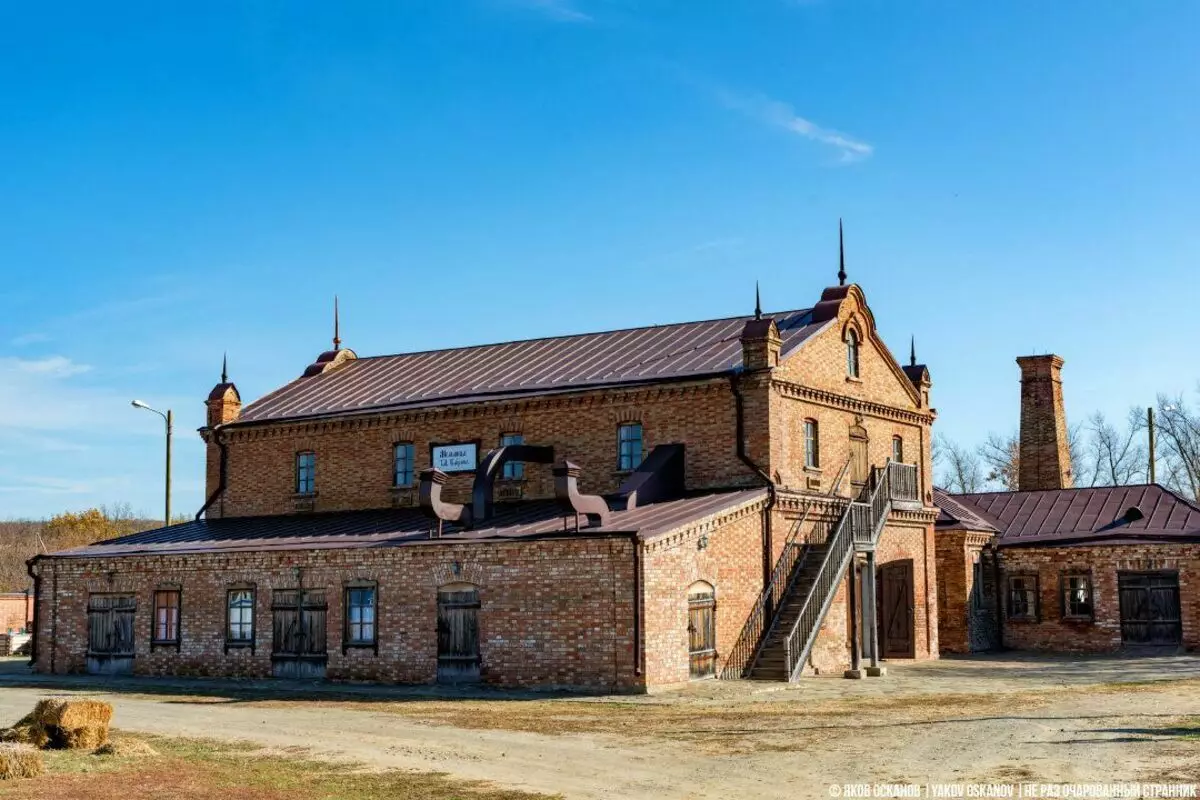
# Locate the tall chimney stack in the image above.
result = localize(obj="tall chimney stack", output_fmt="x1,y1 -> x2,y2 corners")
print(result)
1016,354 -> 1072,491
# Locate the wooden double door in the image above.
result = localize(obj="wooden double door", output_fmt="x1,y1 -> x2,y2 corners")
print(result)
877,560 -> 915,658
1119,572 -> 1182,646
86,594 -> 136,675
271,589 -> 328,679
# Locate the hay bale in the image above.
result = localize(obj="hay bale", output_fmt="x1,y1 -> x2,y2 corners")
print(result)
28,698 -> 112,750
0,743 -> 44,780
58,727 -> 107,750
32,699 -> 112,729
0,725 -> 48,749
94,738 -> 157,758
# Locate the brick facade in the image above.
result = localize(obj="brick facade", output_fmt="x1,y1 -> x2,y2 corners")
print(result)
35,280 -> 942,688
0,593 -> 32,634
997,543 -> 1200,652
934,531 -> 999,654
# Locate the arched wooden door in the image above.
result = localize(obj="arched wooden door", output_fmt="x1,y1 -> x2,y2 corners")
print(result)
687,582 -> 716,679
877,560 -> 915,658
850,425 -> 870,495
437,583 -> 481,683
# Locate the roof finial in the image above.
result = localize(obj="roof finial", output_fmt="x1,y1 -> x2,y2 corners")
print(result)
838,218 -> 847,287
754,281 -> 762,320
221,352 -> 228,384
333,295 -> 341,351
910,336 -> 917,367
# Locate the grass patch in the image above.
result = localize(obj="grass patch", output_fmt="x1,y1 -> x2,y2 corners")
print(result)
0,734 -> 558,800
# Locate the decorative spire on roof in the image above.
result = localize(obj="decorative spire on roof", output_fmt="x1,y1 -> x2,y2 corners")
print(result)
910,336 -> 917,367
221,352 -> 228,384
754,281 -> 762,320
333,295 -> 341,351
838,218 -> 847,287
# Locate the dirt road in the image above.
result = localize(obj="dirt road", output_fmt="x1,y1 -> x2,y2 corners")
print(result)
0,655 -> 1197,799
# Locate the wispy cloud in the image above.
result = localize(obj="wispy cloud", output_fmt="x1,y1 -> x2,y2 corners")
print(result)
510,0 -> 593,23
717,89 -> 873,163
11,333 -> 50,347
6,356 -> 92,378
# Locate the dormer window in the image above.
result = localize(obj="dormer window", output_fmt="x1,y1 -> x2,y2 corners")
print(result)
846,329 -> 860,378
295,451 -> 316,495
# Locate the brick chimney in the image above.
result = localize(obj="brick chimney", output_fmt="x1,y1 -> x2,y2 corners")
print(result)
1016,354 -> 1072,491
740,317 -> 781,372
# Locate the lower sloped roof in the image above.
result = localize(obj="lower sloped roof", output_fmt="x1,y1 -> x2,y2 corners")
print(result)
46,489 -> 767,559
942,484 -> 1200,547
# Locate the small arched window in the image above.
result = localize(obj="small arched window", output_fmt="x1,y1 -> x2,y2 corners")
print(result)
846,329 -> 860,378
892,435 -> 904,464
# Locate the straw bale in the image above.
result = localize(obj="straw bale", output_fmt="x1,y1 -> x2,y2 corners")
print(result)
0,743 -> 43,780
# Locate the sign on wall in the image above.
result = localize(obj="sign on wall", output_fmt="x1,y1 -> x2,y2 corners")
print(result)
431,442 -> 479,473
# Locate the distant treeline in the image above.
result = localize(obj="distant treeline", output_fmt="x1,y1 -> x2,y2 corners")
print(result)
0,505 -> 164,592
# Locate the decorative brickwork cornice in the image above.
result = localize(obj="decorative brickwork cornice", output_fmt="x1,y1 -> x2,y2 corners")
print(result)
640,495 -> 768,553
772,378 -> 936,426
220,380 -> 730,442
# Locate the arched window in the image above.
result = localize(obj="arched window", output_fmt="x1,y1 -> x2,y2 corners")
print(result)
846,329 -> 860,378
892,435 -> 904,464
687,581 -> 716,679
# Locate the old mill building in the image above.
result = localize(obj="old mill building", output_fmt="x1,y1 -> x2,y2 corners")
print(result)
29,239 -> 949,690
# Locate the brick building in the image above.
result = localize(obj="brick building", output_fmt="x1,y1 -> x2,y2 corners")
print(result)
936,355 -> 1200,654
30,263 -> 939,690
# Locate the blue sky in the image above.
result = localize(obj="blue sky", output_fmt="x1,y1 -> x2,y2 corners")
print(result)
1,1 -> 1197,519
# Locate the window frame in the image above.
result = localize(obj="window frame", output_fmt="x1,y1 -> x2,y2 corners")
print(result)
393,442 -> 415,488
225,587 -> 256,652
343,583 -> 379,653
892,435 -> 904,464
804,419 -> 820,469
295,451 -> 316,496
617,422 -> 644,472
151,589 -> 181,648
1060,571 -> 1095,621
845,328 -> 861,378
500,433 -> 525,480
1006,574 -> 1040,622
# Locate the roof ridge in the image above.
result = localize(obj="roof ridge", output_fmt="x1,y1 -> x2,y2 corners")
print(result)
349,308 -> 813,363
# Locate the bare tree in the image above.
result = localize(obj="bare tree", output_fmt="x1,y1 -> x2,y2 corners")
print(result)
979,432 -> 1019,491
934,433 -> 986,493
1084,409 -> 1147,487
1156,393 -> 1200,501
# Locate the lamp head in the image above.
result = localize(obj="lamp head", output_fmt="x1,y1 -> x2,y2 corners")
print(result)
131,400 -> 150,410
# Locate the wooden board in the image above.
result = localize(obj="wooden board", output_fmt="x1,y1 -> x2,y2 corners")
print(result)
86,594 -> 135,675
878,560 -> 915,658
438,586 -> 481,683
1119,572 -> 1182,646
688,591 -> 716,679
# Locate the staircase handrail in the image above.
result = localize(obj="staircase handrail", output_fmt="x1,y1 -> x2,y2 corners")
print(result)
719,505 -> 814,679
782,469 -> 894,681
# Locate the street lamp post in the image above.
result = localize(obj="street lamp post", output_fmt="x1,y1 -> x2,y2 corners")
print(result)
132,400 -> 173,526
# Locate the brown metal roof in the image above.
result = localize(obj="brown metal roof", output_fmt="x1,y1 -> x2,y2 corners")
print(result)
236,309 -> 823,424
46,489 -> 767,559
946,484 -> 1200,547
933,489 -> 1000,534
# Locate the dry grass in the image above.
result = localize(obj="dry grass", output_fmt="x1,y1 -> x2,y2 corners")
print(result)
93,738 -> 158,758
0,735 -> 558,800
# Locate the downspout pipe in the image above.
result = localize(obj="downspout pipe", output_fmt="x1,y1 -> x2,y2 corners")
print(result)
195,425 -> 229,521
25,558 -> 39,668
630,531 -> 642,678
729,373 -> 777,588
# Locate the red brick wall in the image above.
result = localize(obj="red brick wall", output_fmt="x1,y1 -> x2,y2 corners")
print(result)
209,381 -> 755,518
998,543 -> 1200,652
640,499 -> 767,686
0,594 -> 32,633
934,531 -> 999,654
33,536 -> 641,691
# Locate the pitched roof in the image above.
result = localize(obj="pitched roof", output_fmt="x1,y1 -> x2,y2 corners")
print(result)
46,489 -> 768,559
236,309 -> 824,424
943,484 -> 1200,547
933,489 -> 1000,534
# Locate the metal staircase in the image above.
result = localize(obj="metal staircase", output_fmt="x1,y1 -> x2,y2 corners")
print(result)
724,462 -> 917,682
